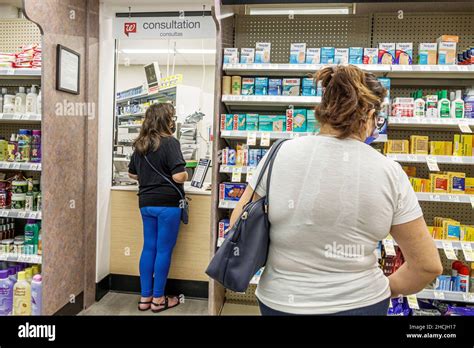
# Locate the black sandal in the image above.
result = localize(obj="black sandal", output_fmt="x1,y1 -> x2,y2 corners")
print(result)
138,300 -> 152,311
151,296 -> 180,313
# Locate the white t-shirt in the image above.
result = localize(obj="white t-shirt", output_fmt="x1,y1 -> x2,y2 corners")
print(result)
249,135 -> 423,314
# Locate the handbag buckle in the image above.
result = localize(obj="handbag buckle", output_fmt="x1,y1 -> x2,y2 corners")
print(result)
264,204 -> 268,214
241,211 -> 248,220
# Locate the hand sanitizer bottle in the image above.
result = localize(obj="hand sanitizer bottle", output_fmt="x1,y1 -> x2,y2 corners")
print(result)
451,90 -> 464,118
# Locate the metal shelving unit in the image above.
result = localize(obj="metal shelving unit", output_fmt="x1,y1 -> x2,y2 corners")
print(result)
387,154 -> 474,165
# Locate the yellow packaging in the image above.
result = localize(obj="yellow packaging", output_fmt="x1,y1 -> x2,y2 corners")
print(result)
446,171 -> 465,194
422,179 -> 431,192
386,140 -> 409,154
432,226 -> 443,240
410,135 -> 429,154
462,226 -> 474,242
461,135 -> 473,157
429,141 -> 452,155
466,178 -> 474,194
453,134 -> 462,156
442,219 -> 460,240
430,174 -> 449,193
402,166 -> 417,177
444,142 -> 453,156
0,140 -> 7,161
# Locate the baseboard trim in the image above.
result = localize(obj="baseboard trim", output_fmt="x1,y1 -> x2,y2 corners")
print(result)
54,292 -> 84,316
109,274 -> 209,299
95,275 -> 111,301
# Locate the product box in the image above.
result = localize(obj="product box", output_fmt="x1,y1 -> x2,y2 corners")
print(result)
385,140 -> 409,154
437,35 -> 459,43
259,115 -> 286,132
236,144 -> 248,166
321,47 -> 335,64
438,42 -> 457,65
0,139 -> 8,161
378,43 -> 395,64
255,42 -> 271,63
306,48 -> 321,64
219,182 -> 247,201
282,78 -> 301,96
453,134 -> 462,156
363,48 -> 378,64
306,109 -> 317,132
410,135 -> 429,155
334,48 -> 349,64
248,149 -> 261,167
255,77 -> 269,95
430,174 -> 449,193
462,225 -> 474,242
418,43 -> 437,65
286,109 -> 307,132
240,48 -> 255,64
402,166 -> 417,177
466,177 -> 474,194
430,141 -> 453,156
290,43 -> 306,64
223,48 -> 239,64
218,219 -> 230,239
241,78 -> 255,95
221,114 -> 234,130
268,78 -> 282,95
395,43 -> 413,65
246,114 -> 259,131
378,78 -> 391,98
302,77 -> 316,96
236,114 -> 246,131
349,47 -> 363,64
447,171 -> 465,193
461,134 -> 473,156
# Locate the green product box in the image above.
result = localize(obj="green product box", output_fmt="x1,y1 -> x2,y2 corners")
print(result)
237,114 -> 246,130
246,114 -> 259,131
225,114 -> 234,130
258,115 -> 286,132
292,109 -> 307,132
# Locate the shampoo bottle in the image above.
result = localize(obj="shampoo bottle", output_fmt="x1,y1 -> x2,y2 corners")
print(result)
31,274 -> 42,315
438,90 -> 451,118
14,87 -> 26,114
13,271 -> 31,315
465,89 -> 474,119
0,269 -> 13,316
451,90 -> 465,118
25,85 -> 38,115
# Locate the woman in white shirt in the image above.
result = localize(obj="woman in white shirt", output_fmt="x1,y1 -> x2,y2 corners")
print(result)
229,65 -> 443,315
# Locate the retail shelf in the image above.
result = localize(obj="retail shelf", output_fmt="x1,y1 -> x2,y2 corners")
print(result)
0,253 -> 42,264
220,130 -> 316,140
116,86 -> 177,104
388,65 -> 474,79
221,95 -> 321,107
0,162 -> 41,171
415,192 -> 474,204
389,117 -> 474,129
433,239 -> 474,250
118,124 -> 142,129
0,68 -> 41,79
218,200 -> 238,209
220,165 -> 254,174
387,154 -> 474,165
0,113 -> 41,123
113,157 -> 130,162
117,113 -> 145,119
417,289 -> 474,303
0,209 -> 41,220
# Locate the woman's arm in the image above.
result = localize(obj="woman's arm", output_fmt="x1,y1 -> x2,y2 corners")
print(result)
388,217 -> 443,297
128,173 -> 138,181
172,171 -> 188,184
229,186 -> 261,228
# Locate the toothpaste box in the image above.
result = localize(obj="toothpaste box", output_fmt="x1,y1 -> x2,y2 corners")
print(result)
363,48 -> 378,64
378,43 -> 395,64
255,77 -> 269,95
438,41 -> 457,65
418,43 -> 437,65
268,78 -> 282,95
321,47 -> 335,64
223,48 -> 239,64
395,43 -> 413,65
255,42 -> 271,63
306,48 -> 321,64
259,115 -> 286,132
219,182 -> 247,201
241,78 -> 255,95
240,48 -> 255,64
302,77 -> 316,96
286,109 -> 307,132
349,47 -> 363,64
290,43 -> 307,64
334,48 -> 349,64
246,113 -> 259,131
282,78 -> 301,96
218,219 -> 230,238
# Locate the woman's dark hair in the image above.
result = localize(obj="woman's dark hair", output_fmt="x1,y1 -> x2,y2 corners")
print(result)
133,103 -> 175,155
314,65 -> 387,139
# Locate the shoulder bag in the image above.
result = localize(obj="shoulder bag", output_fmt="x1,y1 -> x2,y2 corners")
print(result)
205,138 -> 288,292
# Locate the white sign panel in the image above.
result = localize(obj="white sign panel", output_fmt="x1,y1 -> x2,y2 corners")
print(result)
114,16 -> 215,40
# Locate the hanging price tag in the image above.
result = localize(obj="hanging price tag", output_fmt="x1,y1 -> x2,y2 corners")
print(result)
382,239 -> 396,256
407,294 -> 420,309
442,241 -> 457,260
470,196 -> 474,209
433,291 -> 445,300
458,122 -> 472,133
426,156 -> 440,172
260,132 -> 271,147
461,242 -> 474,262
17,211 -> 26,218
247,132 -> 257,146
246,167 -> 255,183
231,167 -> 242,182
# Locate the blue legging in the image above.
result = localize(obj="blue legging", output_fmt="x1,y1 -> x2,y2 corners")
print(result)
139,206 -> 181,298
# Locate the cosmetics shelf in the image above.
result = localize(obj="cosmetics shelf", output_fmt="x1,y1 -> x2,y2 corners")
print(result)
0,161 -> 41,171
415,192 -> 474,204
0,68 -> 41,79
389,117 -> 474,130
386,154 -> 474,165
221,95 -> 321,108
0,253 -> 42,264
0,209 -> 41,220
218,200 -> 238,209
116,85 -> 177,104
417,289 -> 474,303
0,113 -> 41,123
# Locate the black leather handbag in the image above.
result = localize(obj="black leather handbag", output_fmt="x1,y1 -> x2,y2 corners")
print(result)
144,155 -> 189,224
205,139 -> 288,292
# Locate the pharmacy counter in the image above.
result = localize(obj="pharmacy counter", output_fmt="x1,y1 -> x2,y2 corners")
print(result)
109,184 -> 212,297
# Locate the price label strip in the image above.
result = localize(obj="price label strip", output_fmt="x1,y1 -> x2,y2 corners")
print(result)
426,156 -> 440,172
433,291 -> 445,300
442,241 -> 457,260
382,238 -> 396,256
461,242 -> 474,262
458,122 -> 472,134
247,132 -> 257,146
407,294 -> 420,309
260,132 -> 271,147
231,167 -> 242,182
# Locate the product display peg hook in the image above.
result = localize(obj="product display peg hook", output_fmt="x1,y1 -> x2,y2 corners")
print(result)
289,10 -> 295,20
202,4 -> 206,17
128,6 -> 131,19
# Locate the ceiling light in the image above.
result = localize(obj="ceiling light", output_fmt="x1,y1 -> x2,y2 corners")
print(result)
249,7 -> 350,15
120,48 -> 216,54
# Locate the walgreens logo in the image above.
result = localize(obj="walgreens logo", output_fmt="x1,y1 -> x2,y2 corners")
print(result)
124,22 -> 137,36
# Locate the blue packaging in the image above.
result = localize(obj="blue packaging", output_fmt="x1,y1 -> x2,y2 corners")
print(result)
246,114 -> 259,131
227,149 -> 236,165
225,114 -> 234,130
219,182 -> 247,201
292,109 -> 307,132
268,78 -> 282,95
290,43 -> 306,64
306,109 -> 318,132
255,77 -> 269,95
349,47 -> 363,64
241,78 -> 255,95
260,149 -> 267,160
237,114 -> 246,131
302,78 -> 316,96
321,47 -> 335,64
258,115 -> 286,132
248,149 -> 260,167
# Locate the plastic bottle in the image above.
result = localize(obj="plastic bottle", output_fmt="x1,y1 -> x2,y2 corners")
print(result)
450,90 -> 465,119
13,271 -> 31,315
25,184 -> 34,212
14,87 -> 26,114
36,192 -> 42,212
24,220 -> 39,255
0,269 -> 13,316
414,90 -> 426,117
31,274 -> 42,315
24,267 -> 32,283
7,266 -> 17,284
438,90 -> 451,118
36,89 -> 41,115
25,85 -> 38,115
31,130 -> 41,163
470,264 -> 474,292
31,265 -> 39,276
17,129 -> 31,162
7,134 -> 17,162
465,89 -> 474,119
459,265 -> 470,292
0,88 -> 6,113
3,94 -> 15,114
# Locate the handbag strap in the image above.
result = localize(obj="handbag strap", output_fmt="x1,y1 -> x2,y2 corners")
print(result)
144,155 -> 185,201
263,139 -> 287,208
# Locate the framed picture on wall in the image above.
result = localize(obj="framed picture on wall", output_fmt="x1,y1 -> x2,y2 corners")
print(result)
56,44 -> 80,95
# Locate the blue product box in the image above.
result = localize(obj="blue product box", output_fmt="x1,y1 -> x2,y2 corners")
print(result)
334,48 -> 349,64
246,114 -> 259,131
219,182 -> 247,201
218,219 -> 230,238
306,109 -> 317,132
258,115 -> 286,132
378,78 -> 391,98
241,78 -> 255,95
248,149 -> 260,167
321,47 -> 335,64
255,77 -> 269,95
349,47 -> 363,64
260,149 -> 268,159
292,109 -> 307,132
240,48 -> 255,64
225,114 -> 234,130
282,78 -> 301,96
237,114 -> 246,131
290,43 -> 306,64
268,78 -> 282,95
306,48 -> 321,64
302,78 -> 316,96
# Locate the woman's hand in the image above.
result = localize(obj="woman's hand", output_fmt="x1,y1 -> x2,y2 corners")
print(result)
172,171 -> 188,184
128,173 -> 138,181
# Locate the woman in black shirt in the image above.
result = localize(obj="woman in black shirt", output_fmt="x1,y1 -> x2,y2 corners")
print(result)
128,103 -> 188,313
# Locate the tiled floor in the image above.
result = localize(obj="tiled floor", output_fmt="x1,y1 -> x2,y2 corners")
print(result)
80,292 -> 261,316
